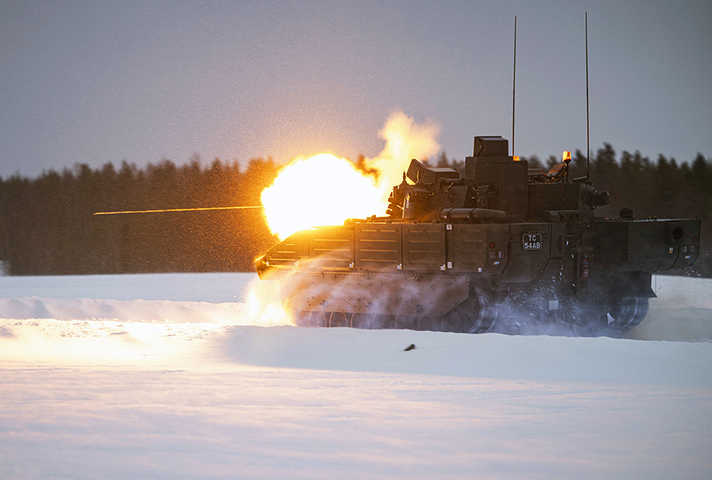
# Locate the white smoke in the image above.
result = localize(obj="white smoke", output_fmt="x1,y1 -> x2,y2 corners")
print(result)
365,111 -> 441,190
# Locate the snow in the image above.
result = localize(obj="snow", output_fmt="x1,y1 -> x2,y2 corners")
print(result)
1,273 -> 712,479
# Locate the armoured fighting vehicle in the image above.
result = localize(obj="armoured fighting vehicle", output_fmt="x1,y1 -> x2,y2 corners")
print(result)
256,136 -> 700,335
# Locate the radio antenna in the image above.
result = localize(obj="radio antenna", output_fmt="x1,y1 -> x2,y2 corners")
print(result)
512,15 -> 517,156
585,12 -> 590,180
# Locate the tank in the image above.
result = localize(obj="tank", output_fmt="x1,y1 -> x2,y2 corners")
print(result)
256,136 -> 701,336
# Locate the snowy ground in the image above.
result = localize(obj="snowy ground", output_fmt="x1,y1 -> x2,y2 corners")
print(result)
1,273 -> 711,479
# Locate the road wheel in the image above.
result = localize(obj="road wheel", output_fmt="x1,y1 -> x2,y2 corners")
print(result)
443,290 -> 498,334
604,297 -> 650,335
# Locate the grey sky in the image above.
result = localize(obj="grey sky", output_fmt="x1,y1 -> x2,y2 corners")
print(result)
1,0 -> 711,178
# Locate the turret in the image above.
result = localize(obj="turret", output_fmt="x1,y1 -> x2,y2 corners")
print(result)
386,135 -> 609,224
386,159 -> 476,222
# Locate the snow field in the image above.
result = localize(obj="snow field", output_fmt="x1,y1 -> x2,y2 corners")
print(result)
1,272 -> 711,479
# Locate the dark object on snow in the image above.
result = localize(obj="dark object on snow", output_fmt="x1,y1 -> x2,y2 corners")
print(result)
257,136 -> 701,337
404,344 -> 416,351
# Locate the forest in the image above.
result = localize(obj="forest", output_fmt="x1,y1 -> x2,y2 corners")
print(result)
0,144 -> 710,277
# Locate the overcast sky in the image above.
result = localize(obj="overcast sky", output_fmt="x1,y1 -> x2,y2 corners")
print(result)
2,0 -> 711,178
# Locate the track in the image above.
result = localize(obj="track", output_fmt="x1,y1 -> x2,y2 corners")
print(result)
292,295 -> 652,337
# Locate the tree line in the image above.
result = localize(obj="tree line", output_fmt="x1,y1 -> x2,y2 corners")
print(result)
0,144 -> 710,276
0,158 -> 279,275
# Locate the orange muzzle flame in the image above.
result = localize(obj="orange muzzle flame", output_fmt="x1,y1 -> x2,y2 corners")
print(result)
260,154 -> 388,241
260,111 -> 441,240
